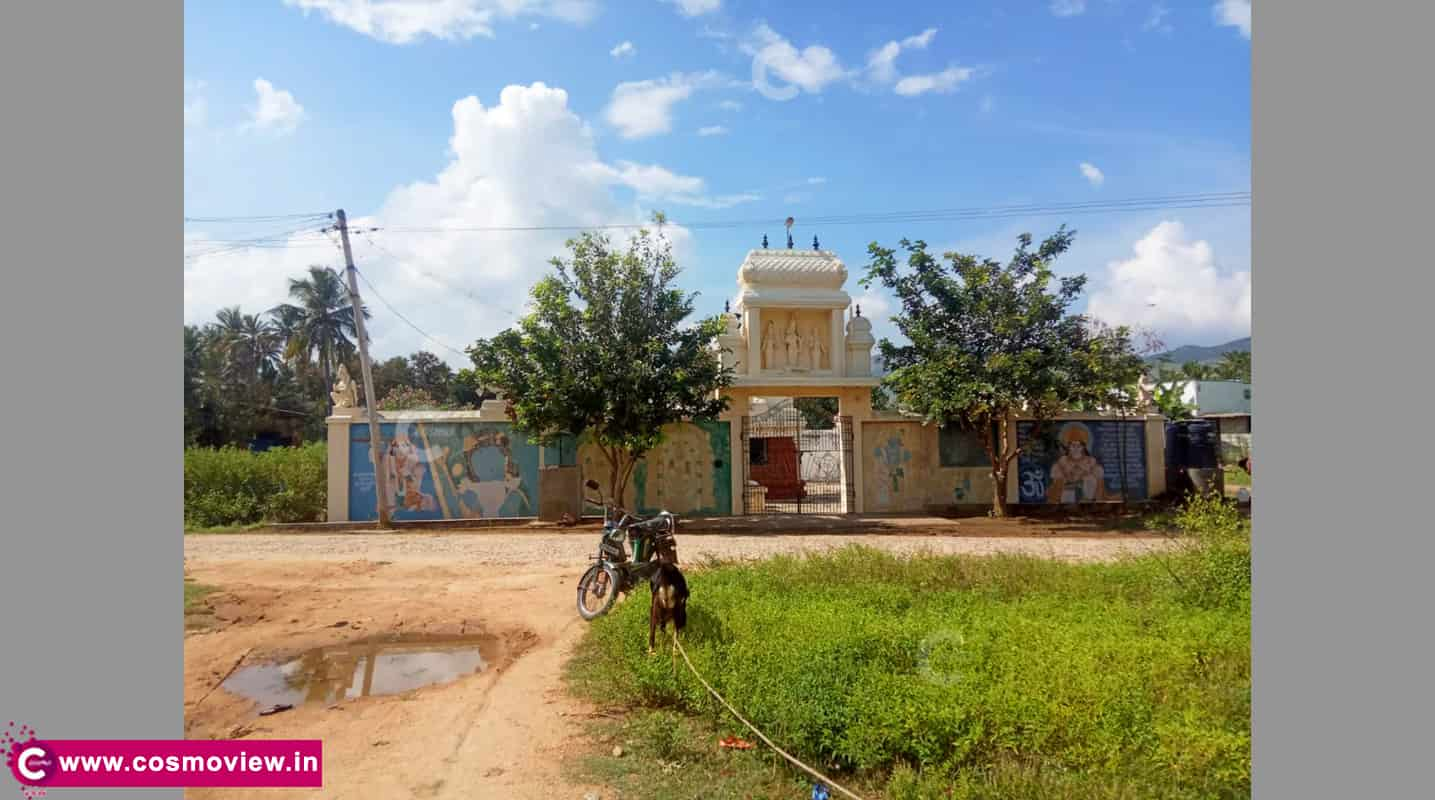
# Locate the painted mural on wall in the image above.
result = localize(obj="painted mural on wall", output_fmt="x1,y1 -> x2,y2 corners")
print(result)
871,431 -> 913,509
1016,420 -> 1147,504
349,421 -> 540,521
578,420 -> 732,516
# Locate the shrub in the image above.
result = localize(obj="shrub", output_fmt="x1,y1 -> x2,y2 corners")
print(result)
184,443 -> 326,528
567,543 -> 1250,798
1168,492 -> 1252,610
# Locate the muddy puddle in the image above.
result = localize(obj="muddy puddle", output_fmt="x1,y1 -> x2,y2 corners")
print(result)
223,634 -> 498,710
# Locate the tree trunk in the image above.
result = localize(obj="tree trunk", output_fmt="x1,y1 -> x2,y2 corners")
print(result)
613,450 -> 641,511
320,344 -> 333,417
991,467 -> 1009,518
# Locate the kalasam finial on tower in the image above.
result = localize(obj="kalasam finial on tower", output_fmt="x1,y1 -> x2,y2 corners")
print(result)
762,234 -> 769,249
724,300 -> 730,314
813,235 -> 820,250
785,216 -> 795,249
856,304 -> 862,317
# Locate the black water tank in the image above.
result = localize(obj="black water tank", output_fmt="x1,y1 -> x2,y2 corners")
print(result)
1165,420 -> 1220,496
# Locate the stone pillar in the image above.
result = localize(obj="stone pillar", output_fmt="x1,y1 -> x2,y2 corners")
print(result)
325,410 -> 355,522
829,308 -> 845,376
1145,414 -> 1167,498
839,387 -> 873,514
721,388 -> 749,516
746,306 -> 762,375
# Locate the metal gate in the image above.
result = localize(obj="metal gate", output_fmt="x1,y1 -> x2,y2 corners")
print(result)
741,403 -> 855,514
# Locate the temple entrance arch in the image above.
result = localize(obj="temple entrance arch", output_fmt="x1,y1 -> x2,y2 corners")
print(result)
711,238 -> 880,515
740,397 -> 854,514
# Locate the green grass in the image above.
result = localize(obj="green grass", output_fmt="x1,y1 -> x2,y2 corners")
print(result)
566,496 -> 1250,799
568,710 -> 885,799
184,579 -> 219,629
1223,467 -> 1251,488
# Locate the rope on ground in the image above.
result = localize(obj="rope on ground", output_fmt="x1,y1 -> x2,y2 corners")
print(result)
671,632 -> 868,800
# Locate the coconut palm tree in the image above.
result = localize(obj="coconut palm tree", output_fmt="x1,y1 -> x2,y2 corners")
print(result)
1180,360 -> 1212,381
271,265 -> 369,412
1216,350 -> 1251,382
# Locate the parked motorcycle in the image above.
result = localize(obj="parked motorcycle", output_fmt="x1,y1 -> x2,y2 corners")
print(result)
575,479 -> 679,620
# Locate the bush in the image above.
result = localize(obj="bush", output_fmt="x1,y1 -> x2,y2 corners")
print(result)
1169,492 -> 1252,610
567,542 -> 1250,799
184,443 -> 326,528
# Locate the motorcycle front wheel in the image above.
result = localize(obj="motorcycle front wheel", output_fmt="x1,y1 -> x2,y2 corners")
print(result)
576,562 -> 621,620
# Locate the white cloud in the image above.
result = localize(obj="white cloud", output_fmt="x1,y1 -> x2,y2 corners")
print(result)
742,23 -> 849,101
1050,0 -> 1087,17
1143,3 -> 1173,34
1085,221 -> 1250,344
281,0 -> 599,44
893,66 -> 975,97
1213,0 -> 1250,39
610,40 -> 636,58
865,27 -> 938,84
662,0 -> 720,17
248,79 -> 305,134
185,83 -> 725,366
602,161 -> 704,197
1079,162 -> 1105,186
184,79 -> 207,129
717,99 -> 742,111
604,71 -> 728,139
806,176 -> 827,185
697,125 -> 728,136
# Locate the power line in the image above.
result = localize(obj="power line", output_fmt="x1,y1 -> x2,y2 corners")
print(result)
184,212 -> 333,224
182,190 -> 1249,238
360,233 -> 521,320
362,191 -> 1249,235
350,265 -> 472,359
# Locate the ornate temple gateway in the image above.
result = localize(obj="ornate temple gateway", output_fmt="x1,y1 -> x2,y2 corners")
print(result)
712,237 -> 881,513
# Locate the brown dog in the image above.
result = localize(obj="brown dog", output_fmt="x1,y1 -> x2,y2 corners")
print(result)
648,560 -> 689,655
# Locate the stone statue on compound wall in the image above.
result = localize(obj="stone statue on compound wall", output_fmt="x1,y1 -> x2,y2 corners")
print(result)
331,364 -> 359,409
1137,371 -> 1158,411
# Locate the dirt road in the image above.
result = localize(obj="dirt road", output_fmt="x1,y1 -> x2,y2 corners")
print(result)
183,531 -> 1166,799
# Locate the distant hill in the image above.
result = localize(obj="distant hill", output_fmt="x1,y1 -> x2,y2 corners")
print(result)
1147,337 -> 1250,367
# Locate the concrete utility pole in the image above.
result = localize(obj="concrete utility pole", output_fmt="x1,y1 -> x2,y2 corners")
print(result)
336,208 -> 391,528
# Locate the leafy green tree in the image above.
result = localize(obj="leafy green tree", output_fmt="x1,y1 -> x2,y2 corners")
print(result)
378,385 -> 449,411
468,224 -> 733,503
372,356 -> 416,404
1181,360 -> 1212,381
1215,350 -> 1251,382
450,367 -> 494,409
408,350 -> 454,403
794,397 -> 839,430
1153,378 -> 1196,420
859,229 -> 1144,517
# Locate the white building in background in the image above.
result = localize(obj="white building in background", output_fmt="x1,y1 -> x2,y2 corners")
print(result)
1180,380 -> 1251,416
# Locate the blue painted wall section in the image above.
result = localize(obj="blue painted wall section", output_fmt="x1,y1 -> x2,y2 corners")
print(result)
349,421 -> 541,521
1016,420 -> 1148,503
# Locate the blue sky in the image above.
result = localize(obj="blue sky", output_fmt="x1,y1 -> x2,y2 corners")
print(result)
184,0 -> 1251,366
